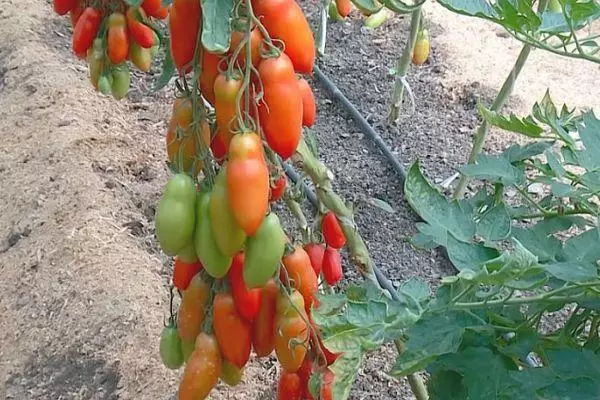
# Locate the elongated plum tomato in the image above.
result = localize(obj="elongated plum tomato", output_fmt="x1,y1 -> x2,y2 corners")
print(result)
199,51 -> 220,105
177,274 -> 209,342
278,371 -> 302,400
194,192 -> 232,278
172,257 -> 202,290
228,28 -> 263,68
178,333 -> 221,400
297,78 -> 316,127
258,54 -> 303,160
336,0 -> 352,17
252,0 -> 315,73
169,0 -> 201,72
303,243 -> 325,276
322,211 -> 346,249
412,29 -> 430,66
110,64 -> 131,100
281,246 -> 318,309
155,174 -> 196,256
160,323 -> 184,369
107,13 -> 129,64
214,74 -> 243,152
142,0 -> 170,19
209,167 -> 246,256
212,292 -> 252,369
228,252 -> 262,321
130,42 -> 153,72
275,292 -> 309,373
72,7 -> 102,54
322,247 -> 343,285
244,213 -> 286,288
126,8 -> 155,48
253,279 -> 279,357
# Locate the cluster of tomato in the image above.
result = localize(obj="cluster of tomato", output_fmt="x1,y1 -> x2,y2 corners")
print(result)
154,0 -> 353,398
52,0 -> 167,99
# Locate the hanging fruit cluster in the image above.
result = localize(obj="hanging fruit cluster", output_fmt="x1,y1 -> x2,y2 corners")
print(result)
154,0 -> 352,398
52,0 -> 168,99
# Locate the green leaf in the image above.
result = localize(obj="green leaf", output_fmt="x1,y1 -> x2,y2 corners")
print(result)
447,234 -> 501,272
413,222 -> 448,248
480,106 -> 544,138
405,162 -> 476,242
545,150 -> 565,177
512,225 -> 561,262
427,370 -> 468,400
476,203 -> 511,241
153,39 -> 175,92
544,261 -> 597,282
576,112 -> 600,171
390,310 -> 488,376
503,141 -> 554,163
461,154 -> 525,186
330,351 -> 364,400
201,0 -> 234,54
560,228 -> 600,263
366,197 -> 395,213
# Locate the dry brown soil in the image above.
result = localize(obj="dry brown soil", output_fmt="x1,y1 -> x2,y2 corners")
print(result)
1,0 -> 598,399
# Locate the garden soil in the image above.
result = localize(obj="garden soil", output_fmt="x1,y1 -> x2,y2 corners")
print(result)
1,0 -> 598,399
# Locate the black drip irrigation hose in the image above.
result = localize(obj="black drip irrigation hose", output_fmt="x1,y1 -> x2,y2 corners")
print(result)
283,161 -> 401,301
313,65 -> 407,184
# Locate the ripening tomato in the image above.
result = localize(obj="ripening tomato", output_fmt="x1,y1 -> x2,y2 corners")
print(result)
166,112 -> 210,175
336,0 -> 352,17
297,78 -> 316,127
155,174 -> 196,255
269,175 -> 286,202
211,131 -> 229,162
229,28 -> 263,68
169,0 -> 201,72
275,289 -> 306,320
214,74 -> 243,152
412,28 -> 430,66
282,246 -> 318,309
53,0 -> 78,15
160,323 -> 184,369
87,38 -> 104,89
130,42 -> 153,72
178,333 -> 221,400
278,371 -> 302,400
142,0 -> 170,19
253,279 -> 279,357
322,247 -> 342,285
72,7 -> 101,54
199,51 -> 220,105
212,292 -> 252,369
126,8 -> 155,48
110,64 -> 131,100
228,253 -> 262,321
177,274 -> 210,342
258,54 -> 303,160
209,167 -> 246,256
303,243 -> 325,276
275,313 -> 309,372
220,361 -> 243,386
173,257 -> 202,290
181,339 -> 195,362
322,211 -> 346,249
177,240 -> 198,264
252,0 -> 315,73
244,213 -> 286,288
194,192 -> 232,278
107,13 -> 129,64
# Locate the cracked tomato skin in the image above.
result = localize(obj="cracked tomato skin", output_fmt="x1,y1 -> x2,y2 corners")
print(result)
178,333 -> 221,400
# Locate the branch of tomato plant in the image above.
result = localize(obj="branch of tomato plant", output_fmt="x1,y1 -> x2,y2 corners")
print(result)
453,0 -> 549,199
317,0 -> 330,56
387,8 -> 422,124
394,340 -> 430,400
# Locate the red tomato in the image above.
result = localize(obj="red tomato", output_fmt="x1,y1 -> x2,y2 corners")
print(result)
173,258 -> 203,291
142,0 -> 170,19
53,0 -> 78,15
227,133 -> 269,236
107,13 -> 129,64
199,51 -> 220,105
278,371 -> 302,400
269,175 -> 286,202
252,0 -> 315,73
169,0 -> 201,72
69,3 -> 84,28
322,247 -> 342,285
303,243 -> 325,276
257,54 -> 303,160
212,292 -> 252,369
253,280 -> 279,357
211,132 -> 229,162
298,356 -> 314,399
336,0 -> 352,17
322,211 -> 346,249
228,253 -> 262,321
126,8 -> 155,48
281,246 -> 318,310
72,7 -> 101,54
320,369 -> 335,400
178,333 -> 221,400
297,78 -> 316,127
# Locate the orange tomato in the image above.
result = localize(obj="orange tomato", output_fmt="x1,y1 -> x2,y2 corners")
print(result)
282,246 -> 318,310
275,315 -> 309,372
297,78 -> 316,127
177,274 -> 209,342
253,279 -> 279,357
212,292 -> 252,369
214,73 -> 243,153
229,28 -> 263,68
169,0 -> 201,72
199,51 -> 221,105
107,13 -> 129,64
178,333 -> 221,400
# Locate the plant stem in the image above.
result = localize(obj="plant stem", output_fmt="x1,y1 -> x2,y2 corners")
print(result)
394,340 -> 429,400
317,0 -> 329,56
294,138 -> 378,283
453,0 -> 549,199
387,9 -> 422,123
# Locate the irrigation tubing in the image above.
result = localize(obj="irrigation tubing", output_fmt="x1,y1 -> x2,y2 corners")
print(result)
313,64 -> 408,184
283,161 -> 401,301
